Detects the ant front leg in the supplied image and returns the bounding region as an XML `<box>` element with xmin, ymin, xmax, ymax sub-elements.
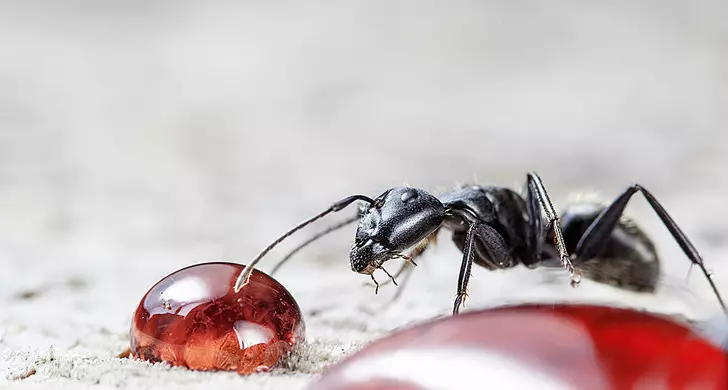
<box><xmin>526</xmin><ymin>172</ymin><xmax>582</xmax><ymax>285</ymax></box>
<box><xmin>375</xmin><ymin>230</ymin><xmax>437</xmax><ymax>288</ymax></box>
<box><xmin>369</xmin><ymin>230</ymin><xmax>439</xmax><ymax>307</ymax></box>
<box><xmin>573</xmin><ymin>184</ymin><xmax>727</xmax><ymax>314</ymax></box>
<box><xmin>453</xmin><ymin>223</ymin><xmax>512</xmax><ymax>315</ymax></box>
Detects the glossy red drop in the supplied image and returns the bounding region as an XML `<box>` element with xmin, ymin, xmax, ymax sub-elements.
<box><xmin>310</xmin><ymin>304</ymin><xmax>727</xmax><ymax>390</ymax></box>
<box><xmin>130</xmin><ymin>262</ymin><xmax>305</xmax><ymax>374</ymax></box>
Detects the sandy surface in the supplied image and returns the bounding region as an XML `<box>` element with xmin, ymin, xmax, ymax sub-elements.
<box><xmin>1</xmin><ymin>1</ymin><xmax>728</xmax><ymax>389</ymax></box>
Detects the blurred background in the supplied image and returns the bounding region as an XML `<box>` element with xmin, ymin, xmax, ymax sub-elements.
<box><xmin>1</xmin><ymin>0</ymin><xmax>727</xmax><ymax>386</ymax></box>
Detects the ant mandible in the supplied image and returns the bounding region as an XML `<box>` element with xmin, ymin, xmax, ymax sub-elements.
<box><xmin>233</xmin><ymin>172</ymin><xmax>727</xmax><ymax>316</ymax></box>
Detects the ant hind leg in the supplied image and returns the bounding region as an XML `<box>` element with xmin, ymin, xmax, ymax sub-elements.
<box><xmin>572</xmin><ymin>184</ymin><xmax>727</xmax><ymax>314</ymax></box>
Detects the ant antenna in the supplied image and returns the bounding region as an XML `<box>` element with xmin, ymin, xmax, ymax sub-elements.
<box><xmin>234</xmin><ymin>194</ymin><xmax>374</xmax><ymax>292</ymax></box>
<box><xmin>270</xmin><ymin>214</ymin><xmax>360</xmax><ymax>276</ymax></box>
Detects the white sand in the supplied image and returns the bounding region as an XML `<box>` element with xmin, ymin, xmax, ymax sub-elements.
<box><xmin>1</xmin><ymin>2</ymin><xmax>728</xmax><ymax>389</ymax></box>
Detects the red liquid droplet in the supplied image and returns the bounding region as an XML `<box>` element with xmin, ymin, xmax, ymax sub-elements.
<box><xmin>130</xmin><ymin>262</ymin><xmax>305</xmax><ymax>374</ymax></box>
<box><xmin>310</xmin><ymin>304</ymin><xmax>727</xmax><ymax>390</ymax></box>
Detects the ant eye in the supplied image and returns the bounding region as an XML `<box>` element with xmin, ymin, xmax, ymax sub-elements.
<box><xmin>400</xmin><ymin>190</ymin><xmax>418</xmax><ymax>203</ymax></box>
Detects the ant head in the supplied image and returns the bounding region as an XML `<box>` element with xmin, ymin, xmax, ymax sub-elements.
<box><xmin>349</xmin><ymin>187</ymin><xmax>445</xmax><ymax>274</ymax></box>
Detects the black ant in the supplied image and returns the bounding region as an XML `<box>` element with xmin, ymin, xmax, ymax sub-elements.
<box><xmin>233</xmin><ymin>172</ymin><xmax>727</xmax><ymax>315</ymax></box>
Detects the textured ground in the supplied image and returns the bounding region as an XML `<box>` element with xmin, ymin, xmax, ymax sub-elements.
<box><xmin>1</xmin><ymin>1</ymin><xmax>728</xmax><ymax>389</ymax></box>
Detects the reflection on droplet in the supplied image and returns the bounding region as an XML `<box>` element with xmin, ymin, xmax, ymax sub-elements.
<box><xmin>234</xmin><ymin>321</ymin><xmax>275</xmax><ymax>349</ymax></box>
<box><xmin>309</xmin><ymin>304</ymin><xmax>728</xmax><ymax>389</ymax></box>
<box><xmin>161</xmin><ymin>277</ymin><xmax>211</xmax><ymax>303</ymax></box>
<box><xmin>340</xmin><ymin>347</ymin><xmax>582</xmax><ymax>390</ymax></box>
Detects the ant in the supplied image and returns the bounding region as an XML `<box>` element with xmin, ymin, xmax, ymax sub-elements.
<box><xmin>234</xmin><ymin>172</ymin><xmax>727</xmax><ymax>316</ymax></box>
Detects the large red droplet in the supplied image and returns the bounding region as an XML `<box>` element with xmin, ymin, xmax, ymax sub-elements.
<box><xmin>130</xmin><ymin>262</ymin><xmax>305</xmax><ymax>374</ymax></box>
<box><xmin>310</xmin><ymin>304</ymin><xmax>727</xmax><ymax>389</ymax></box>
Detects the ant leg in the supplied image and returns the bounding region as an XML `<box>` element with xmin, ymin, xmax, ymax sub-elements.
<box><xmin>366</xmin><ymin>256</ymin><xmax>411</xmax><ymax>289</ymax></box>
<box><xmin>234</xmin><ymin>194</ymin><xmax>375</xmax><ymax>292</ymax></box>
<box><xmin>370</xmin><ymin>274</ymin><xmax>380</xmax><ymax>294</ymax></box>
<box><xmin>388</xmin><ymin>259</ymin><xmax>416</xmax><ymax>303</ymax></box>
<box><xmin>526</xmin><ymin>172</ymin><xmax>581</xmax><ymax>285</ymax></box>
<box><xmin>374</xmin><ymin>230</ymin><xmax>437</xmax><ymax>288</ymax></box>
<box><xmin>270</xmin><ymin>214</ymin><xmax>360</xmax><ymax>276</ymax></box>
<box><xmin>525</xmin><ymin>175</ymin><xmax>544</xmax><ymax>265</ymax></box>
<box><xmin>573</xmin><ymin>184</ymin><xmax>727</xmax><ymax>314</ymax></box>
<box><xmin>366</xmin><ymin>231</ymin><xmax>438</xmax><ymax>308</ymax></box>
<box><xmin>382</xmin><ymin>257</ymin><xmax>415</xmax><ymax>284</ymax></box>
<box><xmin>453</xmin><ymin>223</ymin><xmax>511</xmax><ymax>315</ymax></box>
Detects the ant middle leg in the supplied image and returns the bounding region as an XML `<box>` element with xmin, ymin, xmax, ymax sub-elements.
<box><xmin>526</xmin><ymin>172</ymin><xmax>582</xmax><ymax>285</ymax></box>
<box><xmin>572</xmin><ymin>184</ymin><xmax>727</xmax><ymax>314</ymax></box>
